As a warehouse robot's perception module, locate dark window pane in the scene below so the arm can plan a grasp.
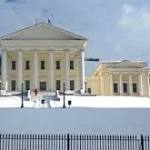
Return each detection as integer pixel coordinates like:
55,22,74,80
11,80,16,91
88,88,91,94
41,61,45,70
123,83,128,93
70,60,74,70
25,61,30,70
133,83,137,93
40,82,46,91
70,80,74,90
56,61,60,69
113,83,118,93
25,80,30,90
56,80,61,90
12,61,16,70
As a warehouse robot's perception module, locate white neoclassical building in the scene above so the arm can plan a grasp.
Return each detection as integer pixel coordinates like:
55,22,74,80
86,60,150,96
0,22,87,93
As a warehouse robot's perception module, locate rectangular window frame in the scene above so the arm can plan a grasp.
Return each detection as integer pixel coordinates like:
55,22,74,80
40,81,47,91
25,61,30,70
56,80,61,90
41,61,45,70
123,83,128,93
133,83,137,93
25,80,30,91
70,60,74,70
113,83,118,93
88,88,91,94
12,61,16,70
11,80,16,91
56,61,60,70
70,80,75,91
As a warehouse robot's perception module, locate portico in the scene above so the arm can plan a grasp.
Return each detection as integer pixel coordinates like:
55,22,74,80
0,22,87,93
109,73,145,96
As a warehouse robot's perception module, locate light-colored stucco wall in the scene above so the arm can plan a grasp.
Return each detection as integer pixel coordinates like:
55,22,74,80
86,76,100,95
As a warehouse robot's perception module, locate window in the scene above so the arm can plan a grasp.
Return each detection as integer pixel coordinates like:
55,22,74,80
88,88,91,94
11,80,16,91
56,80,61,90
56,61,60,70
70,80,75,90
41,61,45,70
40,82,46,91
70,60,74,70
25,61,30,70
25,80,30,90
123,83,128,93
113,83,118,93
12,61,16,70
133,83,137,93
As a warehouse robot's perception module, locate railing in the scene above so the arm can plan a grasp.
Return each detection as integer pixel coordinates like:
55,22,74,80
0,134,149,150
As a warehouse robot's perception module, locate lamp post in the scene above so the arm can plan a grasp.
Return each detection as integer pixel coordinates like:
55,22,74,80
63,82,66,108
21,82,24,108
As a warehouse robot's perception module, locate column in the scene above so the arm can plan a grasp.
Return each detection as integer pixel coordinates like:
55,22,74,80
119,74,123,95
75,52,79,91
64,50,69,91
139,74,143,96
48,50,54,91
109,74,113,95
17,51,22,91
100,74,104,95
33,51,38,89
129,74,133,95
1,50,7,90
79,50,85,93
147,74,150,96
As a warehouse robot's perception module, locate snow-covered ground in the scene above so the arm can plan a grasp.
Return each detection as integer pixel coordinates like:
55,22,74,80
0,95,150,134
0,108,150,134
0,95,150,108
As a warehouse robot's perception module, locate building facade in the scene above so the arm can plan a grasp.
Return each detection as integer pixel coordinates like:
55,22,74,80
0,22,87,93
86,60,150,96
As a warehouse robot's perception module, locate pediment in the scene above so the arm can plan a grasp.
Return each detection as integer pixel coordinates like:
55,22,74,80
1,22,87,41
110,60,145,68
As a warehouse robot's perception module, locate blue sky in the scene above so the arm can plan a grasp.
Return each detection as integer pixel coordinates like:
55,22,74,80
0,0,150,75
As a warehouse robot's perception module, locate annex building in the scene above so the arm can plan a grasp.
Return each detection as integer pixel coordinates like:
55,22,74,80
86,60,150,96
0,22,87,93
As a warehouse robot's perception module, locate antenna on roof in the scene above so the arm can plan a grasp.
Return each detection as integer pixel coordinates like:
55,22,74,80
48,18,51,24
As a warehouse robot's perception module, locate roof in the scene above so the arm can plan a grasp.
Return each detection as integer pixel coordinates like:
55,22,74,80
101,60,147,68
91,60,149,76
0,22,87,41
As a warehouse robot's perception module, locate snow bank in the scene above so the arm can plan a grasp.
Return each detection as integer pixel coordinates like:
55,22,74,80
0,96,34,108
0,95,150,108
65,96,150,108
